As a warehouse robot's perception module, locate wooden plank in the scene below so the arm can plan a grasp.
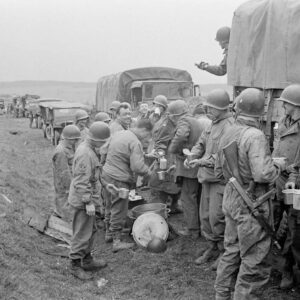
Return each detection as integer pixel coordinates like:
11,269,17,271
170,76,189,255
44,227,71,245
47,215,72,236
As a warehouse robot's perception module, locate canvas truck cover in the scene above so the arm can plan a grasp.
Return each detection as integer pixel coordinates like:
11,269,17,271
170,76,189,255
96,67,192,111
228,0,300,89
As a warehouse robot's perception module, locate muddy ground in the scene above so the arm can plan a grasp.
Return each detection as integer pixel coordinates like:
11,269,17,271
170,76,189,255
0,115,299,300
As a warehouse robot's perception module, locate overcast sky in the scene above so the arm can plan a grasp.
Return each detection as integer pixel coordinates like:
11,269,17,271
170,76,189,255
0,0,247,84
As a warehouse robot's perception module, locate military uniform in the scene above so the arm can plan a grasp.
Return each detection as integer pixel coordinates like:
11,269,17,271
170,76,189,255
214,118,280,300
169,114,207,234
191,113,233,251
68,141,101,261
102,130,149,238
273,115,300,281
52,140,74,221
148,115,180,203
205,47,228,76
109,119,128,135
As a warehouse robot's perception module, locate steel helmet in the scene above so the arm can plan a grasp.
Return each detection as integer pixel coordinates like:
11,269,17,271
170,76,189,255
153,95,168,109
215,26,231,42
88,121,110,141
75,109,89,122
61,125,81,140
167,100,188,116
94,112,111,123
132,212,169,248
278,84,300,107
147,236,167,253
109,101,121,111
236,88,265,117
203,89,230,110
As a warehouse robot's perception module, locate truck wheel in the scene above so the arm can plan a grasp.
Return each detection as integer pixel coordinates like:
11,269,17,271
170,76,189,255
42,124,47,138
45,125,53,141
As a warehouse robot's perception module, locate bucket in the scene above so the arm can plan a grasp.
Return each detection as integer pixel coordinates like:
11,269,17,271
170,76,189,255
282,189,294,205
292,189,300,210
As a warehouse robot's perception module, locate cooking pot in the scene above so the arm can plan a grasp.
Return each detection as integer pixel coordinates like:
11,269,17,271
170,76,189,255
131,203,170,219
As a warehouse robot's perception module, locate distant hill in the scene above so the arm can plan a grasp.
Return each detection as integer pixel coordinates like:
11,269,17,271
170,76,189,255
0,80,230,105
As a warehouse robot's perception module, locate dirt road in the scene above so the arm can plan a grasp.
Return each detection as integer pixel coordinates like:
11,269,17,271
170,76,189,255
0,116,299,300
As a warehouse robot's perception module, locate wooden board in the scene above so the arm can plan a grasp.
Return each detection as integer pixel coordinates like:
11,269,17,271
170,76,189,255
47,215,72,236
44,227,71,245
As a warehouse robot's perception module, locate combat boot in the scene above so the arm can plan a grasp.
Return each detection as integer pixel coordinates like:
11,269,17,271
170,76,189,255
112,233,134,253
280,270,294,289
69,259,93,280
195,242,218,265
211,241,225,271
81,253,107,271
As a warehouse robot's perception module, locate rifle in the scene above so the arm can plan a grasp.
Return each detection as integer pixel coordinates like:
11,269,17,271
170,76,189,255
223,141,281,250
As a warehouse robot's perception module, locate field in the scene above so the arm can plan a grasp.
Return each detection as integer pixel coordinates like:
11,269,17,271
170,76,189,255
0,115,300,300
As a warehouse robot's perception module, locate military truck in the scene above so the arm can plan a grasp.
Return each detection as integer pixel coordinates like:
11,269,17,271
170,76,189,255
95,67,199,112
228,0,300,148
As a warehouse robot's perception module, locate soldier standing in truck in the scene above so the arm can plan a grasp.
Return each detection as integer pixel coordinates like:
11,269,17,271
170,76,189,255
195,26,230,76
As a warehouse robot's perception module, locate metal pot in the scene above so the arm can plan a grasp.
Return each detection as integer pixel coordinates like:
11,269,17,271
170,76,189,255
131,203,170,219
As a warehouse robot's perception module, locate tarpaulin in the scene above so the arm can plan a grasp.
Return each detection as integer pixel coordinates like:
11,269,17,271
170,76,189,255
227,0,300,89
95,67,192,111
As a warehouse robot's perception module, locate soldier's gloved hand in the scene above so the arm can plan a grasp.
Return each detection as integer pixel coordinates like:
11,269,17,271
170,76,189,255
183,158,191,169
285,181,295,190
86,203,96,216
196,61,209,70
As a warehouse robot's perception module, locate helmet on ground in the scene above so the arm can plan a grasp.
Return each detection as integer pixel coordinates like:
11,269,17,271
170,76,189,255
278,84,300,107
236,88,265,117
88,121,110,141
75,109,89,122
153,95,168,109
167,100,188,116
61,125,81,140
215,26,231,42
109,101,121,111
94,112,111,123
203,89,230,110
147,236,167,253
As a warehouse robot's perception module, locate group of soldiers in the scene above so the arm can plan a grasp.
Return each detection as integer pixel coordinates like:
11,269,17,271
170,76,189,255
50,27,300,299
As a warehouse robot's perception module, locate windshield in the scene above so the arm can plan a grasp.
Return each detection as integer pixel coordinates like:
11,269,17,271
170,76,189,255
143,82,193,100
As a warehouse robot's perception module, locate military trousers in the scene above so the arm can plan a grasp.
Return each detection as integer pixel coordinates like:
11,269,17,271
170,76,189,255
181,177,201,232
283,210,300,271
54,192,72,222
200,182,225,244
69,207,97,260
214,184,271,300
102,173,130,233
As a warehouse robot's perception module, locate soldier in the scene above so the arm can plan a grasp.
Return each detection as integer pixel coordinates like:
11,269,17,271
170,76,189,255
102,119,152,252
149,95,168,124
168,100,205,238
108,100,121,121
75,109,90,141
109,102,132,135
136,103,151,121
214,88,282,300
94,111,111,124
52,125,81,221
68,121,110,280
273,84,300,289
196,26,230,76
147,98,181,214
187,89,233,269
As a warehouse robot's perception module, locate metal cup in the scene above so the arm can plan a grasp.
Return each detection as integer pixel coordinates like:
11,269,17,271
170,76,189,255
157,171,166,181
187,153,195,162
119,188,129,199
